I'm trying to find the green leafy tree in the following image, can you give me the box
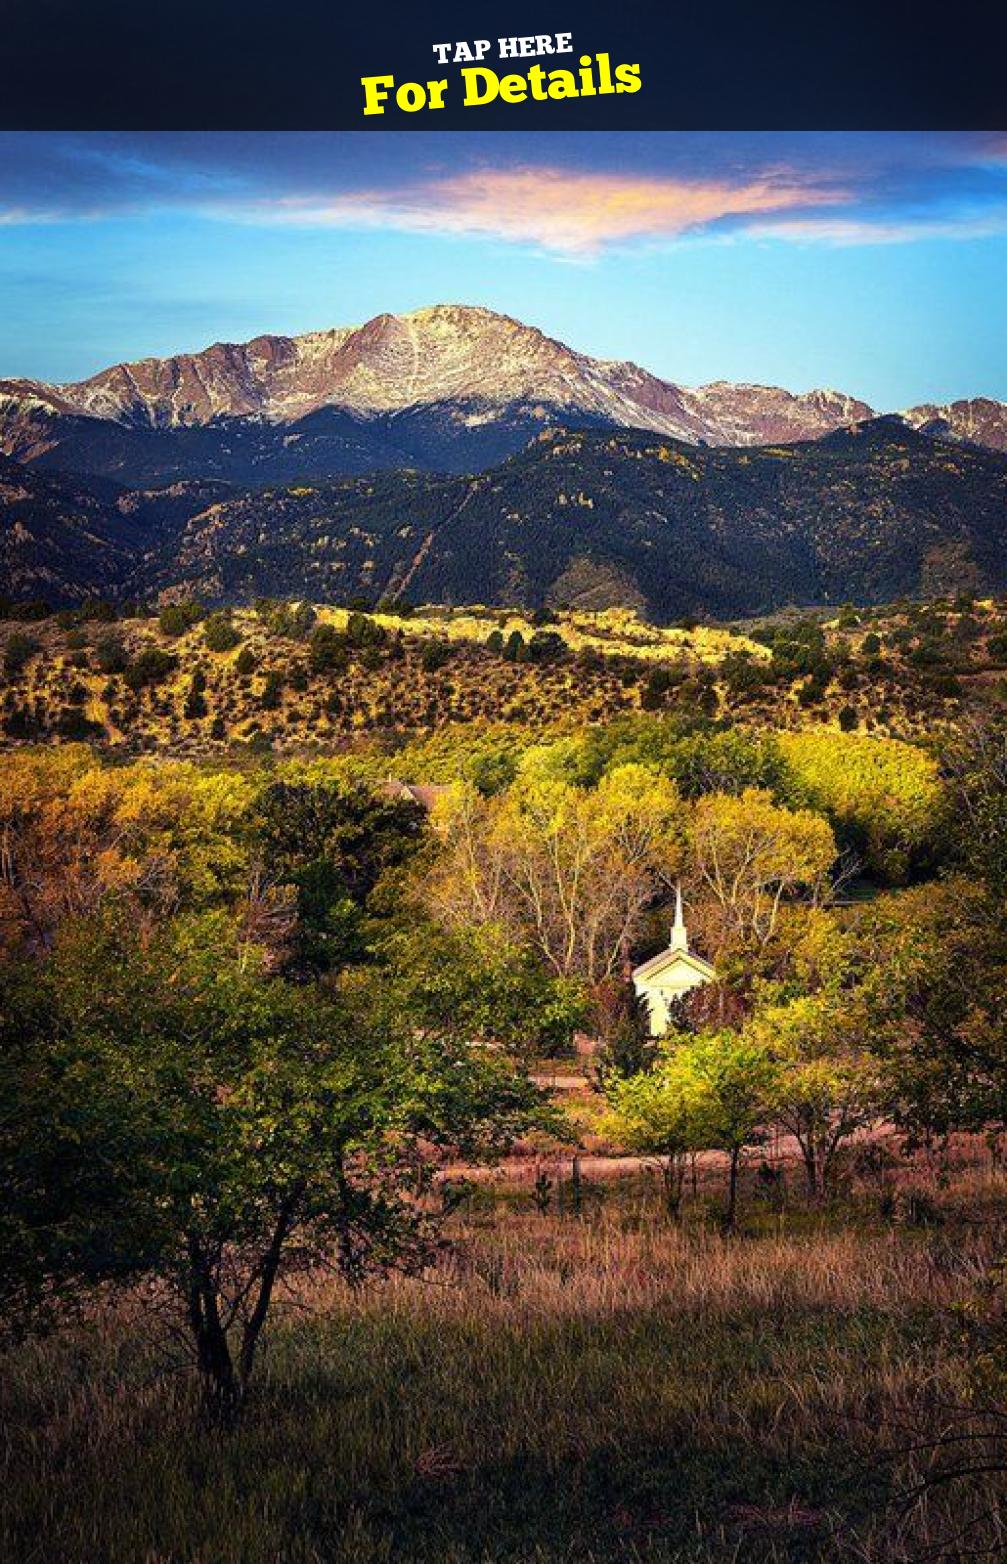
[94,633,129,675]
[184,668,208,719]
[777,730,945,882]
[675,1029,779,1227]
[942,719,1007,905]
[345,612,387,650]
[251,778,425,972]
[419,638,453,672]
[859,879,1007,1149]
[308,623,349,674]
[0,913,549,1422]
[600,1056,707,1215]
[603,1028,777,1223]
[375,923,587,1060]
[259,670,284,711]
[747,992,881,1197]
[3,632,40,676]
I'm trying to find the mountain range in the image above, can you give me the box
[1,306,1005,619]
[1,305,1005,487]
[4,420,1006,621]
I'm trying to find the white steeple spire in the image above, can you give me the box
[670,884,688,952]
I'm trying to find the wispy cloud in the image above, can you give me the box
[746,212,1007,246]
[235,165,849,255]
[1,133,1005,258]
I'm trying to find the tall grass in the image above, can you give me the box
[3,1160,1006,1563]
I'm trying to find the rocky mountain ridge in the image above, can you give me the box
[0,308,1003,487]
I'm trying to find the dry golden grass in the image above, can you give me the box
[3,1155,1006,1563]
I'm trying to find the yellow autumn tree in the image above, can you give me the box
[427,763,685,982]
[747,991,881,1198]
[777,729,945,881]
[0,748,254,955]
[688,787,837,950]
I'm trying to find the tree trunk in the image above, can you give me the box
[187,1237,240,1428]
[803,1144,819,1200]
[725,1147,741,1230]
[662,1156,684,1220]
[570,1154,583,1219]
[237,1195,300,1389]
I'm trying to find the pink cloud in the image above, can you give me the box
[247,165,849,254]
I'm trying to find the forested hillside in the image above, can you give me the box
[3,421,1006,618]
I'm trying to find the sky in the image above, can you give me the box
[1,130,1005,409]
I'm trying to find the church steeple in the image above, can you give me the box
[670,884,688,952]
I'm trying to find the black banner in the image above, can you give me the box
[1,0,1003,128]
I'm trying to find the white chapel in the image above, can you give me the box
[630,887,717,1037]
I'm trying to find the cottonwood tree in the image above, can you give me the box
[601,1053,707,1216]
[0,747,254,955]
[0,911,549,1424]
[777,729,945,882]
[428,781,510,928]
[859,879,1007,1152]
[428,764,685,983]
[688,787,837,950]
[678,1029,780,1227]
[942,717,1007,908]
[603,1030,778,1226]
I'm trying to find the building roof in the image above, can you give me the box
[631,945,717,984]
[379,779,450,811]
[631,885,717,985]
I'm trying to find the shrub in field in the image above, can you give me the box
[203,613,241,653]
[158,602,202,638]
[308,623,349,674]
[0,914,549,1423]
[93,633,129,674]
[124,647,178,690]
[3,631,40,676]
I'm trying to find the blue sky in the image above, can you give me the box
[1,131,1005,408]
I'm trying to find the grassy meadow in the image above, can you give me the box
[5,1144,1006,1564]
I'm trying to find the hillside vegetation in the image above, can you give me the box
[138,423,1007,620]
[3,422,1007,619]
[5,606,1007,1562]
[1,592,1005,755]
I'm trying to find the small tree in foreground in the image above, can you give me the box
[0,912,550,1423]
[601,1057,706,1216]
[672,1030,779,1228]
[602,1029,778,1226]
[747,992,881,1199]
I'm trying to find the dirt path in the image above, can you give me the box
[440,1126,893,1187]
